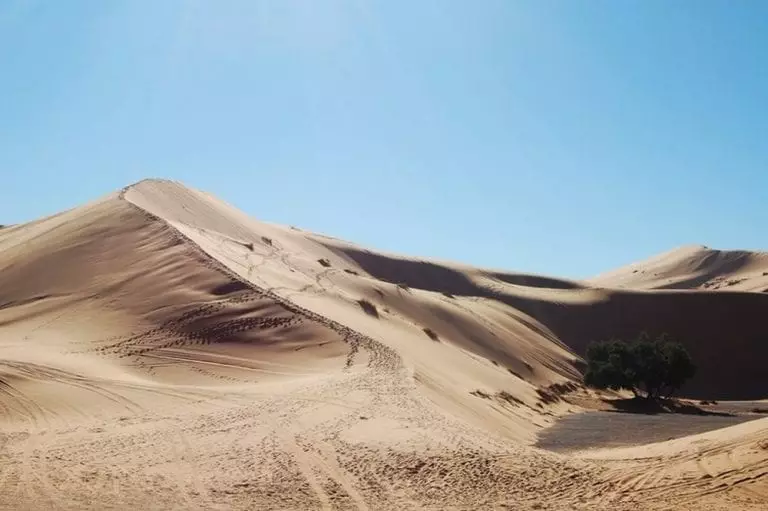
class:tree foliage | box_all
[584,333,697,399]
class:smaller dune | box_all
[590,245,768,292]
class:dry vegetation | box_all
[357,298,379,318]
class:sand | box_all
[0,179,765,510]
[590,245,768,292]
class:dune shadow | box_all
[536,409,759,452]
[604,397,736,417]
[488,272,585,290]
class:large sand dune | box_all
[0,179,765,510]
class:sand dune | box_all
[0,179,765,510]
[590,245,768,292]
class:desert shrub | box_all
[536,388,560,404]
[261,236,273,246]
[357,299,379,318]
[396,283,410,292]
[498,390,524,405]
[584,333,696,399]
[344,269,359,276]
[317,258,331,268]
[422,327,439,341]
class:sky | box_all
[1,1,766,278]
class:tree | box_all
[584,333,696,399]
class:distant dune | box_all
[0,179,765,510]
[590,244,768,292]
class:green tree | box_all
[584,333,696,399]
[658,338,697,398]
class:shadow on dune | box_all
[336,249,482,296]
[604,398,735,417]
[487,272,585,290]
[536,409,759,452]
[508,290,768,400]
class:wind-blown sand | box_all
[0,179,765,510]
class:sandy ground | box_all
[0,179,765,510]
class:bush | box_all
[357,299,379,318]
[584,333,696,399]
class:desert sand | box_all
[0,179,765,510]
[590,244,768,292]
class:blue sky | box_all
[1,1,766,278]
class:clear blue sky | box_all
[1,1,766,278]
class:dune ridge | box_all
[0,179,764,510]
